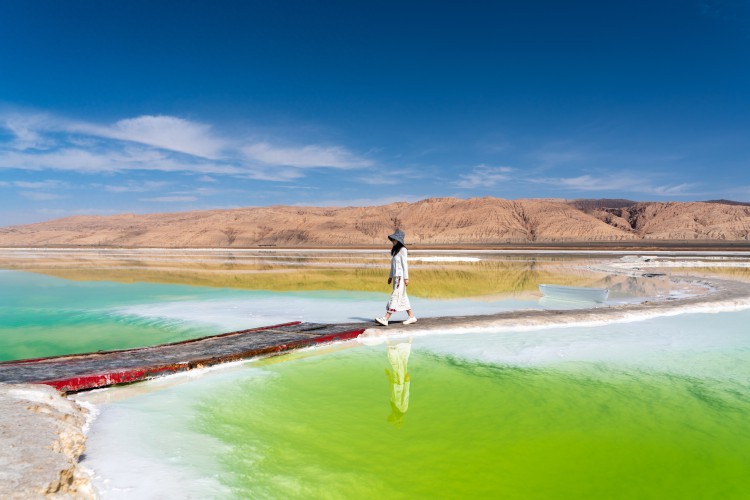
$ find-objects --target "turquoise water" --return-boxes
[0,271,216,360]
[83,309,750,499]
[0,269,541,361]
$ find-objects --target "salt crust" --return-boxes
[0,383,94,499]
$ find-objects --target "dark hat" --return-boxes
[388,229,405,245]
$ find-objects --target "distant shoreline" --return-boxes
[1,241,750,252]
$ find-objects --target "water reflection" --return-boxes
[386,337,412,427]
[0,248,643,300]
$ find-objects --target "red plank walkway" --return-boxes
[0,321,365,393]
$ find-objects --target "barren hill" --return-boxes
[1,197,749,247]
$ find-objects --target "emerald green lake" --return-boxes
[82,308,750,499]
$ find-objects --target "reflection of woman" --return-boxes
[385,337,412,426]
[375,229,417,327]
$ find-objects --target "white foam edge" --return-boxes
[359,297,750,341]
[411,256,482,262]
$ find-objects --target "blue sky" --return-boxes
[1,0,749,225]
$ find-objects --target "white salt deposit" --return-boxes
[413,308,750,380]
[411,256,481,262]
[108,293,543,332]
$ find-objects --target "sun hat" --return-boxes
[388,229,405,245]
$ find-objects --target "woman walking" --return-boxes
[375,229,417,326]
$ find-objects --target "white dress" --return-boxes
[387,248,411,312]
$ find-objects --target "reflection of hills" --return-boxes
[2,197,749,246]
[667,267,750,282]
[0,249,682,299]
[8,259,621,299]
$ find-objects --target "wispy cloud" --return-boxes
[455,165,513,188]
[99,180,170,193]
[0,179,69,190]
[0,109,373,181]
[529,173,699,197]
[77,115,226,159]
[355,166,427,186]
[233,166,306,182]
[357,177,402,186]
[20,191,64,201]
[140,195,198,202]
[170,187,223,196]
[242,142,372,168]
[0,178,70,201]
[1,114,52,150]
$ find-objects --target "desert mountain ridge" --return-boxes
[1,197,749,247]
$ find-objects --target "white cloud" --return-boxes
[648,183,695,196]
[357,177,402,185]
[101,181,170,193]
[242,142,372,168]
[0,110,373,181]
[72,115,226,159]
[239,167,306,182]
[20,191,64,201]
[140,196,198,202]
[0,179,70,191]
[13,179,69,189]
[170,187,222,196]
[455,165,513,188]
[0,147,245,175]
[530,174,698,196]
[1,114,53,150]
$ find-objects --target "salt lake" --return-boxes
[1,248,749,498]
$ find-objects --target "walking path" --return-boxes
[0,322,365,393]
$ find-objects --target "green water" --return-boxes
[0,269,541,361]
[194,343,750,499]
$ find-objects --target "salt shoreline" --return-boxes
[2,258,750,497]
[0,384,94,499]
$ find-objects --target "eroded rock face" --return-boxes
[0,383,94,499]
[0,197,748,247]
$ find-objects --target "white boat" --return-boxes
[538,284,609,303]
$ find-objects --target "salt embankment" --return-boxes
[360,258,750,339]
[0,383,94,499]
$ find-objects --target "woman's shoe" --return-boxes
[403,317,417,325]
[375,317,388,326]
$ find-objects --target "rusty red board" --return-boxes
[0,321,366,393]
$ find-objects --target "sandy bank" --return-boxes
[0,384,93,499]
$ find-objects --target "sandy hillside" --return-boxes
[1,197,749,247]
